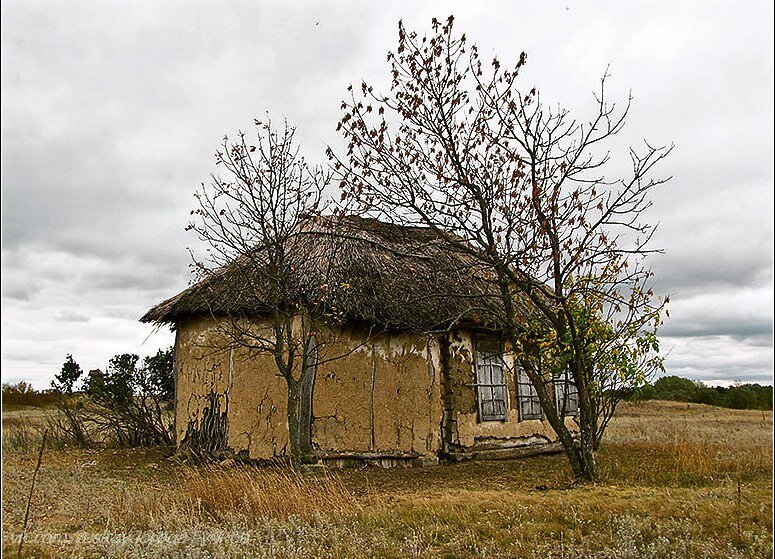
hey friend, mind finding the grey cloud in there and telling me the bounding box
[54,310,90,323]
[619,210,770,304]
[658,285,773,350]
[660,332,772,384]
[682,372,775,386]
[2,283,42,302]
[89,267,186,292]
[2,0,772,387]
[1,264,44,300]
[662,321,773,341]
[652,249,772,297]
[740,334,775,348]
[103,307,150,321]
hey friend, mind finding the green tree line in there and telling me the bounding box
[630,375,772,410]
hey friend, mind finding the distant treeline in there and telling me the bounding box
[2,381,60,407]
[630,375,773,410]
[3,348,174,410]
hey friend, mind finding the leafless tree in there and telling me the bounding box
[188,118,360,468]
[333,16,671,480]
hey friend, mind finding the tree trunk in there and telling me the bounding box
[578,421,598,480]
[573,359,599,481]
[575,384,599,480]
[515,354,598,482]
[544,397,597,481]
[549,413,597,481]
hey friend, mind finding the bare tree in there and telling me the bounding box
[333,16,671,480]
[188,118,347,468]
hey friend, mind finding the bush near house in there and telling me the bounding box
[2,348,175,449]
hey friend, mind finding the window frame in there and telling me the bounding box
[473,338,509,422]
[554,370,579,417]
[516,366,544,421]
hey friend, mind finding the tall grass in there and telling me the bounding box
[3,400,771,558]
[111,464,358,530]
[2,413,93,455]
[601,401,773,486]
[2,418,41,454]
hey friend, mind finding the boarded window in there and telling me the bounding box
[517,367,543,420]
[554,371,579,416]
[475,342,508,421]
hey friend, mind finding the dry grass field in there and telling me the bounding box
[2,400,772,558]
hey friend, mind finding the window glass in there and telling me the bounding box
[475,344,508,421]
[555,371,579,416]
[517,367,543,420]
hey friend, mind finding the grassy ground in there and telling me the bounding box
[2,400,772,558]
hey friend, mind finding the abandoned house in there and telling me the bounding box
[141,216,579,466]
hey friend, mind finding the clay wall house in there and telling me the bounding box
[141,216,579,466]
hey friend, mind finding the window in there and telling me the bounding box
[475,342,508,421]
[554,371,579,416]
[517,367,543,420]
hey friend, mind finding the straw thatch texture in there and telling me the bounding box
[140,216,536,332]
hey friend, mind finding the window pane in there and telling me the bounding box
[555,372,579,416]
[517,367,542,419]
[557,381,566,412]
[567,385,578,413]
[476,345,507,421]
[484,361,493,386]
[492,362,504,386]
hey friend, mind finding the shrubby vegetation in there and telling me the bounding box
[2,347,175,448]
[629,375,772,410]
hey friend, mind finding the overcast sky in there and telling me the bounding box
[2,0,772,389]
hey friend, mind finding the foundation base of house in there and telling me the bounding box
[443,441,566,462]
[305,450,434,469]
[301,442,567,468]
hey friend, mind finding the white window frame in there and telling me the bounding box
[517,366,543,420]
[474,341,508,422]
[554,370,579,417]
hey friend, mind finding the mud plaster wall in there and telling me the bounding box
[175,318,443,459]
[445,330,576,450]
[175,317,228,445]
[312,328,442,457]
[175,317,288,459]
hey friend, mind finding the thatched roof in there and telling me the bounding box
[140,216,537,332]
